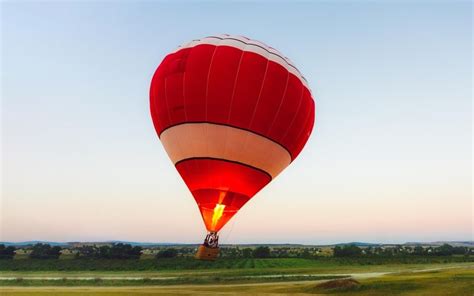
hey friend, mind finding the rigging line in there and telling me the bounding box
[222,215,237,245]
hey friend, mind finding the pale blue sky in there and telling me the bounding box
[1,1,472,244]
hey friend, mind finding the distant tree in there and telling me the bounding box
[98,245,111,258]
[434,244,454,256]
[381,248,394,257]
[109,243,126,259]
[241,248,253,258]
[29,243,61,259]
[253,246,271,258]
[373,247,383,255]
[366,246,374,255]
[110,243,142,259]
[299,248,312,258]
[0,244,16,259]
[75,245,99,259]
[229,247,240,258]
[220,247,240,258]
[403,246,413,255]
[93,244,141,259]
[452,246,468,255]
[155,248,178,259]
[333,245,362,257]
[413,245,424,255]
[127,245,143,259]
[392,245,403,255]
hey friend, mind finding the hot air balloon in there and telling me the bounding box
[150,35,315,260]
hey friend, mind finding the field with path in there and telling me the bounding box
[1,267,473,295]
[1,257,473,295]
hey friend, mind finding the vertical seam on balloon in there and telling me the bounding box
[205,46,219,121]
[279,84,305,143]
[240,51,271,178]
[226,50,246,123]
[150,74,162,134]
[292,99,313,159]
[164,78,173,125]
[304,101,316,144]
[204,43,219,199]
[153,99,162,134]
[256,67,291,175]
[247,55,270,129]
[184,67,199,181]
[193,125,204,190]
[222,47,246,195]
[266,71,290,138]
[298,105,313,156]
[182,71,187,121]
[204,44,219,165]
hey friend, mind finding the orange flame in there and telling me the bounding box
[211,204,226,230]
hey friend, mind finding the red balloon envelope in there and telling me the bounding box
[150,35,315,236]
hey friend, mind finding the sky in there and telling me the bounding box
[1,1,472,244]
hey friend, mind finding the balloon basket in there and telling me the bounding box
[195,245,219,260]
[196,232,220,260]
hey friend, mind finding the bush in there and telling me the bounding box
[75,245,98,259]
[76,243,142,259]
[253,246,270,258]
[333,245,362,257]
[413,246,424,255]
[29,244,61,259]
[434,244,455,256]
[0,244,16,259]
[156,248,178,258]
[242,248,253,258]
[106,244,142,259]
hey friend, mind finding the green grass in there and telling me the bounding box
[0,268,473,295]
[1,257,473,295]
[1,258,472,280]
[1,256,471,272]
[0,275,345,287]
[0,257,318,272]
[304,268,474,295]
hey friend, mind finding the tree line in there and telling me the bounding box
[1,243,471,260]
[333,244,472,257]
[153,246,272,259]
[0,243,63,259]
[75,243,143,259]
[0,244,273,260]
[0,244,16,259]
[0,243,142,260]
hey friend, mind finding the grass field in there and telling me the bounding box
[1,257,473,295]
[1,258,472,278]
[0,267,473,295]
